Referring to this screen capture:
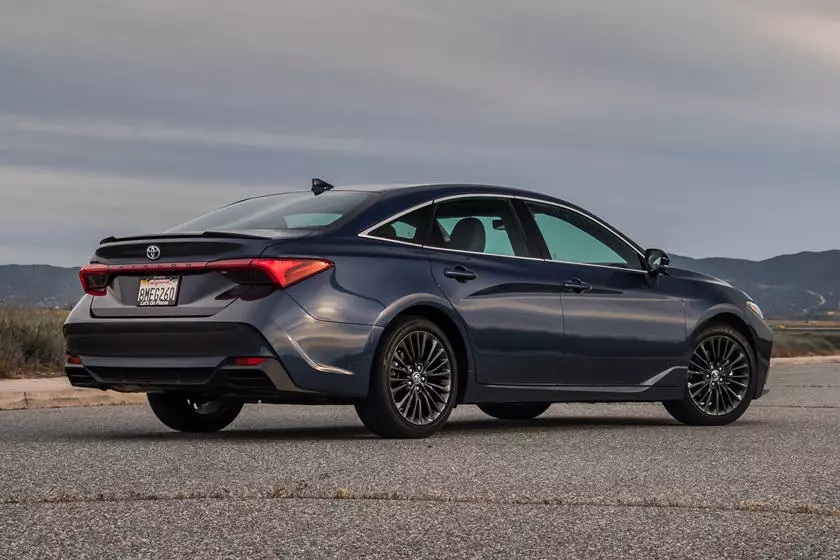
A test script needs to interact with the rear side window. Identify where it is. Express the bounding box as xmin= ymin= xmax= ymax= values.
xmin=366 ymin=206 xmax=433 ymax=245
xmin=169 ymin=192 xmax=372 ymax=232
xmin=427 ymin=198 xmax=528 ymax=257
